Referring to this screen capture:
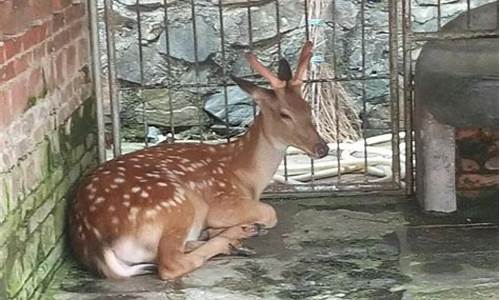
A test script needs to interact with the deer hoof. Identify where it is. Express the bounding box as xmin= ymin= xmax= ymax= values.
xmin=254 ymin=223 xmax=269 ymax=236
xmin=229 ymin=243 xmax=257 ymax=256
